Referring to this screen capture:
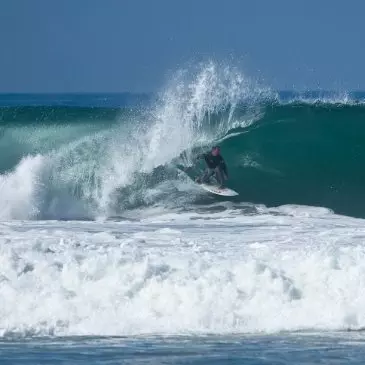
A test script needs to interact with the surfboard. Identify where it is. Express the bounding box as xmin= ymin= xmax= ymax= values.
xmin=176 ymin=165 xmax=239 ymax=196
xmin=198 ymin=182 xmax=239 ymax=196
